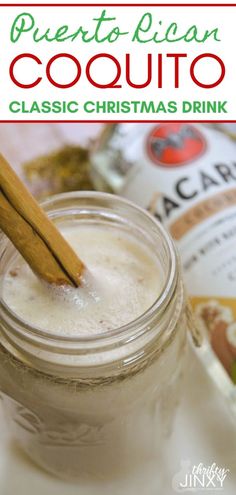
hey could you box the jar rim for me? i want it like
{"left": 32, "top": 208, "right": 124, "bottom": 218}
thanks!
{"left": 0, "top": 191, "right": 179, "bottom": 353}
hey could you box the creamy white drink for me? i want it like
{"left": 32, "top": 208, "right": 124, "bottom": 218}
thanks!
{"left": 0, "top": 192, "right": 187, "bottom": 486}
{"left": 3, "top": 223, "right": 162, "bottom": 336}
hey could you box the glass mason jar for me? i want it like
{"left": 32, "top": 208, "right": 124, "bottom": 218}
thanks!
{"left": 0, "top": 192, "right": 187, "bottom": 481}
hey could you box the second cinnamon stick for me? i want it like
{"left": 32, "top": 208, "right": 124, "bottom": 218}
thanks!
{"left": 0, "top": 155, "right": 84, "bottom": 286}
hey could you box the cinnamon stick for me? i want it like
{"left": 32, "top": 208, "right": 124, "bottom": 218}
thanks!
{"left": 0, "top": 154, "right": 84, "bottom": 286}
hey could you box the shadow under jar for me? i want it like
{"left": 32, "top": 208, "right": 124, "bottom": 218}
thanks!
{"left": 0, "top": 192, "right": 187, "bottom": 481}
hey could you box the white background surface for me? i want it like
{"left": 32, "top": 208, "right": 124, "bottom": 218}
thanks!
{"left": 0, "top": 3, "right": 235, "bottom": 120}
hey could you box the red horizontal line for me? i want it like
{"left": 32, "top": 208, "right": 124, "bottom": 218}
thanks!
{"left": 0, "top": 4, "right": 235, "bottom": 7}
{"left": 0, "top": 120, "right": 236, "bottom": 123}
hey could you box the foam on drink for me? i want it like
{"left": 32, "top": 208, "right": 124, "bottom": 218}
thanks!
{"left": 2, "top": 222, "right": 163, "bottom": 336}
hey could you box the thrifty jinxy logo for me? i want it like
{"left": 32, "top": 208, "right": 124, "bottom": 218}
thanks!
{"left": 172, "top": 460, "right": 229, "bottom": 492}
